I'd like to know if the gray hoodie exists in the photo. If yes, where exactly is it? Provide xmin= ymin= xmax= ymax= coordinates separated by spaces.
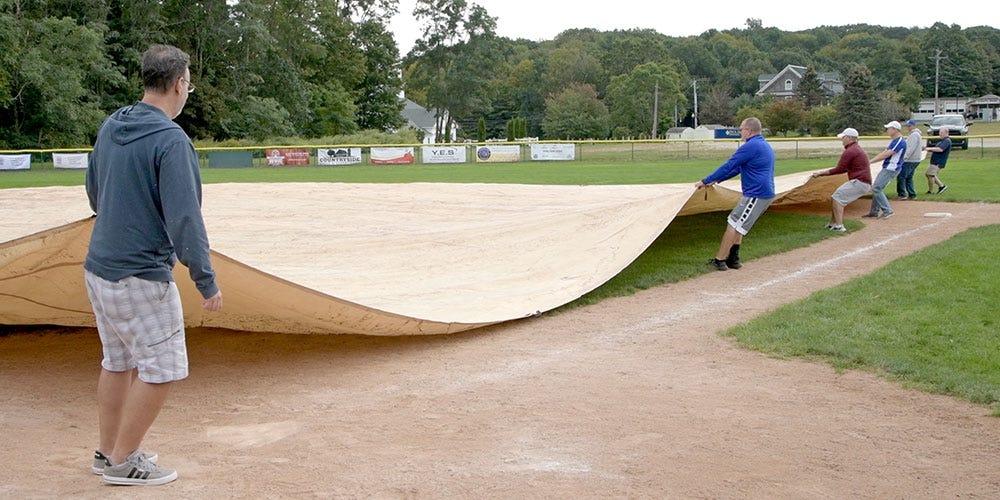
xmin=85 ymin=102 xmax=218 ymax=299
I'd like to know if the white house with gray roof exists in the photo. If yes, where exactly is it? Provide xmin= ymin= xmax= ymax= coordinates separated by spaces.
xmin=401 ymin=98 xmax=458 ymax=144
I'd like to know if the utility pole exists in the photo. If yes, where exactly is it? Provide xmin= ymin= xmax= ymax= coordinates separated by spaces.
xmin=692 ymin=79 xmax=700 ymax=128
xmin=930 ymin=49 xmax=947 ymax=114
xmin=651 ymin=82 xmax=659 ymax=138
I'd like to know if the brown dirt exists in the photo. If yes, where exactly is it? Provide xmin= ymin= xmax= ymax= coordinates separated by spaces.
xmin=2 ymin=199 xmax=999 ymax=499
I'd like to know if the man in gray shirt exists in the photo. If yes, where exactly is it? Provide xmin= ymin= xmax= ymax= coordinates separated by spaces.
xmin=85 ymin=44 xmax=223 ymax=486
xmin=896 ymin=119 xmax=922 ymax=200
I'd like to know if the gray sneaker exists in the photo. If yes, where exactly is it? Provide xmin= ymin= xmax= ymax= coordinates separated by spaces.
xmin=92 ymin=450 xmax=158 ymax=475
xmin=102 ymin=450 xmax=177 ymax=486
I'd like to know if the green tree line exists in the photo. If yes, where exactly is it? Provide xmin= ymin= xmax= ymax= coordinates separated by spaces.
xmin=2 ymin=0 xmax=998 ymax=149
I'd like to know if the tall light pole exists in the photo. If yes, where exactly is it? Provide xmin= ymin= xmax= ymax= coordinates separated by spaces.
xmin=692 ymin=79 xmax=700 ymax=128
xmin=651 ymin=81 xmax=659 ymax=138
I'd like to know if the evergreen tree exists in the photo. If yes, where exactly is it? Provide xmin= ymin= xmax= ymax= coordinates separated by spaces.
xmin=834 ymin=64 xmax=881 ymax=134
xmin=796 ymin=66 xmax=826 ymax=108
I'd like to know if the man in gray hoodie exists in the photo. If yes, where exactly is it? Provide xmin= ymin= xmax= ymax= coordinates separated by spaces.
xmin=84 ymin=44 xmax=223 ymax=486
xmin=896 ymin=119 xmax=922 ymax=199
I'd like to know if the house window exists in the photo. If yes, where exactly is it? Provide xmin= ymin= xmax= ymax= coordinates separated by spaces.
xmin=784 ymin=79 xmax=793 ymax=91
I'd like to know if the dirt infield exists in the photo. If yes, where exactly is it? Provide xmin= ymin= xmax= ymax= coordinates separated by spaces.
xmin=2 ymin=199 xmax=999 ymax=498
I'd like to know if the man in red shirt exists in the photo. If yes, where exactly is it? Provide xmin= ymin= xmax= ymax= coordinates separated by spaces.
xmin=810 ymin=128 xmax=873 ymax=232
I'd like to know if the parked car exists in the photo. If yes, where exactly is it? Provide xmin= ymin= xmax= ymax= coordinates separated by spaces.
xmin=926 ymin=114 xmax=971 ymax=149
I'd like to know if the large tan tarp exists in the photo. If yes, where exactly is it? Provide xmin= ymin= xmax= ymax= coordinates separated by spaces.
xmin=0 ymin=168 xmax=852 ymax=335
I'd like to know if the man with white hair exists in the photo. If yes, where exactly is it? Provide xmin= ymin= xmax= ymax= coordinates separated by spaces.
xmin=811 ymin=127 xmax=872 ymax=232
xmin=924 ymin=127 xmax=951 ymax=194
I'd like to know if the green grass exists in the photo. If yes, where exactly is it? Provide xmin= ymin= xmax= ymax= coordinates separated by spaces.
xmin=565 ymin=211 xmax=861 ymax=308
xmin=4 ymin=153 xmax=999 ymax=414
xmin=723 ymin=225 xmax=1000 ymax=416
xmin=969 ymin=121 xmax=1000 ymax=135
xmin=2 ymin=155 xmax=996 ymax=198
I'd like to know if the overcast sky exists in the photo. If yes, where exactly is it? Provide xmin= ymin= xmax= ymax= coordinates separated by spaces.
xmin=389 ymin=0 xmax=998 ymax=55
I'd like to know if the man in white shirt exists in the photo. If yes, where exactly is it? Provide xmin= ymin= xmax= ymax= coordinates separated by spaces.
xmin=864 ymin=121 xmax=907 ymax=219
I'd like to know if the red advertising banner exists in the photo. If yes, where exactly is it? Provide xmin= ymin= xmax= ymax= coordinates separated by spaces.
xmin=266 ymin=149 xmax=310 ymax=166
xmin=370 ymin=147 xmax=415 ymax=165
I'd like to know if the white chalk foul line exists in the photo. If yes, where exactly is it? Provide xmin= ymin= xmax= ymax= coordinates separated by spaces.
xmin=431 ymin=207 xmax=971 ymax=391
xmin=742 ymin=214 xmax=958 ymax=294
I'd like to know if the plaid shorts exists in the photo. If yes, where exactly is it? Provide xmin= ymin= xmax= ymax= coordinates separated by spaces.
xmin=84 ymin=271 xmax=188 ymax=383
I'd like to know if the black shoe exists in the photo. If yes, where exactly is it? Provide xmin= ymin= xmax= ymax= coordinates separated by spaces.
xmin=938 ymin=184 xmax=948 ymax=193
xmin=707 ymin=258 xmax=728 ymax=271
xmin=725 ymin=244 xmax=742 ymax=269
xmin=862 ymin=213 xmax=879 ymax=218
xmin=926 ymin=190 xmax=933 ymax=194
xmin=908 ymin=195 xmax=917 ymax=200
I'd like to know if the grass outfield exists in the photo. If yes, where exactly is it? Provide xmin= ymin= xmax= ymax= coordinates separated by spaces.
xmin=724 ymin=225 xmax=1000 ymax=416
xmin=2 ymin=155 xmax=998 ymax=200
xmin=3 ymin=156 xmax=998 ymax=414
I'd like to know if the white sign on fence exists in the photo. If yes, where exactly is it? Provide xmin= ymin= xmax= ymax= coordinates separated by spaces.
xmin=0 ymin=154 xmax=31 ymax=171
xmin=530 ymin=143 xmax=575 ymax=161
xmin=52 ymin=152 xmax=89 ymax=169
xmin=317 ymin=148 xmax=362 ymax=166
xmin=475 ymin=145 xmax=520 ymax=163
xmin=421 ymin=146 xmax=466 ymax=164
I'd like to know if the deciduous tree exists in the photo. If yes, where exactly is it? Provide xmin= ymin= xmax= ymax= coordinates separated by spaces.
xmin=542 ymin=83 xmax=609 ymax=140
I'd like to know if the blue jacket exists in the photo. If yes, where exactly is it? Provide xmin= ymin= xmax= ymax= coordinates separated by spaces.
xmin=701 ymin=134 xmax=776 ymax=198
xmin=85 ymin=102 xmax=218 ymax=299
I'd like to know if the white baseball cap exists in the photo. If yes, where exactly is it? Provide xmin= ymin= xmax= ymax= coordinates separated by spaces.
xmin=884 ymin=120 xmax=902 ymax=130
xmin=837 ymin=128 xmax=859 ymax=138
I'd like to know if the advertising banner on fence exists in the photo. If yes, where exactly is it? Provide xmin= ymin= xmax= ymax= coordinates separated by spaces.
xmin=265 ymin=148 xmax=310 ymax=166
xmin=421 ymin=146 xmax=467 ymax=164
xmin=0 ymin=154 xmax=31 ymax=171
xmin=317 ymin=148 xmax=362 ymax=166
xmin=52 ymin=153 xmax=88 ymax=169
xmin=207 ymin=151 xmax=253 ymax=168
xmin=530 ymin=143 xmax=575 ymax=161
xmin=371 ymin=147 xmax=415 ymax=165
xmin=475 ymin=145 xmax=520 ymax=163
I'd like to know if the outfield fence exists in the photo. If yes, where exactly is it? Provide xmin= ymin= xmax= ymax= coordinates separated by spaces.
xmin=3 ymin=135 xmax=1000 ymax=171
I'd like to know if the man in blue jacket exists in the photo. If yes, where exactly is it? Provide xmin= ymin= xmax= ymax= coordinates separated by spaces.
xmin=695 ymin=117 xmax=776 ymax=271
xmin=84 ymin=44 xmax=223 ymax=486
